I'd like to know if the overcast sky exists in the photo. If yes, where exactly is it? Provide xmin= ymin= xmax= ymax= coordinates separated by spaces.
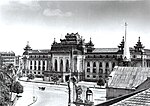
xmin=0 ymin=0 xmax=150 ymax=55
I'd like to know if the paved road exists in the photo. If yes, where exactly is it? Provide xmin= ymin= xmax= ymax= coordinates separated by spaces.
xmin=15 ymin=81 xmax=106 ymax=106
xmin=15 ymin=81 xmax=68 ymax=106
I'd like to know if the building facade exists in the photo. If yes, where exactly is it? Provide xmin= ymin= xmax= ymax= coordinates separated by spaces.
xmin=22 ymin=42 xmax=51 ymax=77
xmin=22 ymin=33 xmax=150 ymax=82
xmin=0 ymin=51 xmax=16 ymax=67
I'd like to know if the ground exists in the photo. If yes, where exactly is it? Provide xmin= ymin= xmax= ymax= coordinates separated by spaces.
xmin=15 ymin=77 xmax=106 ymax=106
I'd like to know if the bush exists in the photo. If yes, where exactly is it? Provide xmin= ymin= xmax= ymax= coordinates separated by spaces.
xmin=97 ymin=78 xmax=105 ymax=86
xmin=27 ymin=73 xmax=35 ymax=80
xmin=12 ymin=81 xmax=23 ymax=94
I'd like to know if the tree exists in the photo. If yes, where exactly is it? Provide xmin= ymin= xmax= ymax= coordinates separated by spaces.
xmin=27 ymin=73 xmax=35 ymax=80
xmin=0 ymin=64 xmax=23 ymax=106
xmin=97 ymin=77 xmax=105 ymax=86
xmin=12 ymin=81 xmax=23 ymax=95
xmin=51 ymin=74 xmax=59 ymax=84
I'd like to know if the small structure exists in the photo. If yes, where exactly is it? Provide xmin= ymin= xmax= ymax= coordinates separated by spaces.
xmin=106 ymin=66 xmax=150 ymax=99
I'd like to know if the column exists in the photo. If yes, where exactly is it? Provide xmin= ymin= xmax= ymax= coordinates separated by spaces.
xmin=40 ymin=60 xmax=42 ymax=71
xmin=45 ymin=60 xmax=47 ymax=71
xmin=36 ymin=60 xmax=38 ymax=71
xmin=32 ymin=60 xmax=34 ymax=70
xmin=109 ymin=62 xmax=112 ymax=73
xmin=102 ymin=61 xmax=105 ymax=77
xmin=96 ymin=61 xmax=99 ymax=74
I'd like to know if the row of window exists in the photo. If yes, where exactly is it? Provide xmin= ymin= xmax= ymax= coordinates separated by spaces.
xmin=54 ymin=59 xmax=69 ymax=72
xmin=87 ymin=62 xmax=115 ymax=68
xmin=29 ymin=55 xmax=49 ymax=58
xmin=86 ymin=74 xmax=108 ymax=78
xmin=87 ymin=68 xmax=109 ymax=73
xmin=30 ymin=66 xmax=46 ymax=70
xmin=86 ymin=55 xmax=117 ymax=58
xmin=30 ymin=61 xmax=45 ymax=65
xmin=30 ymin=61 xmax=46 ymax=70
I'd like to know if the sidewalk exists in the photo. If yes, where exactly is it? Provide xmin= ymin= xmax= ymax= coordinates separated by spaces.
xmin=19 ymin=77 xmax=67 ymax=86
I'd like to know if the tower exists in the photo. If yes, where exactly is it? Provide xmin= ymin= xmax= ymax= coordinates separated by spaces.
xmin=123 ymin=23 xmax=131 ymax=62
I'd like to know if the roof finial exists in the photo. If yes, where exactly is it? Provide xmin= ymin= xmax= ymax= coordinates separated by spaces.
xmin=27 ymin=41 xmax=29 ymax=46
xmin=122 ymin=36 xmax=124 ymax=42
xmin=138 ymin=36 xmax=140 ymax=42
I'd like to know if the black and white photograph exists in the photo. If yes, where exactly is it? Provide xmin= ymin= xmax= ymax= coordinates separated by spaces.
xmin=0 ymin=0 xmax=150 ymax=106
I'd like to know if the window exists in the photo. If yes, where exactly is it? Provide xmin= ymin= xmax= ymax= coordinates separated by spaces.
xmin=55 ymin=59 xmax=57 ymax=71
xmin=93 ymin=62 xmax=96 ymax=67
xmin=93 ymin=69 xmax=96 ymax=73
xmin=87 ymin=75 xmax=90 ymax=77
xmin=30 ymin=66 xmax=32 ymax=70
xmin=87 ymin=68 xmax=90 ymax=72
xmin=39 ymin=61 xmax=41 ymax=65
xmin=106 ymin=62 xmax=109 ymax=68
xmin=30 ymin=61 xmax=32 ymax=65
xmin=60 ymin=59 xmax=63 ymax=72
xmin=99 ymin=62 xmax=102 ymax=67
xmin=66 ymin=59 xmax=69 ymax=72
xmin=38 ymin=72 xmax=40 ymax=74
xmin=43 ymin=61 xmax=45 ymax=65
xmin=34 ymin=61 xmax=36 ymax=70
xmin=112 ymin=62 xmax=115 ymax=68
xmin=87 ymin=62 xmax=90 ymax=67
xmin=93 ymin=75 xmax=96 ymax=78
xmin=99 ymin=69 xmax=103 ymax=74
xmin=38 ymin=66 xmax=41 ymax=70
xmin=34 ymin=66 xmax=36 ymax=70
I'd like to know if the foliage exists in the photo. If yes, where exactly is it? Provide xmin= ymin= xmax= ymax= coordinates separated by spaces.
xmin=0 ymin=64 xmax=18 ymax=106
xmin=51 ymin=74 xmax=59 ymax=84
xmin=97 ymin=77 xmax=105 ymax=86
xmin=12 ymin=81 xmax=23 ymax=94
xmin=27 ymin=73 xmax=35 ymax=80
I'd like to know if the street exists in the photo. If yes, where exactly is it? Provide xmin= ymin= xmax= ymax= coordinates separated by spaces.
xmin=15 ymin=81 xmax=106 ymax=106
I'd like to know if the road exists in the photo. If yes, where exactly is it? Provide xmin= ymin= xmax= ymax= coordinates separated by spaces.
xmin=15 ymin=81 xmax=106 ymax=106
xmin=15 ymin=81 xmax=68 ymax=106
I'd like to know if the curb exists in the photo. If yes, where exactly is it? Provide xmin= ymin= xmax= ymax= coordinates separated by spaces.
xmin=18 ymin=78 xmax=106 ymax=89
xmin=28 ymin=96 xmax=37 ymax=106
xmin=19 ymin=79 xmax=68 ymax=86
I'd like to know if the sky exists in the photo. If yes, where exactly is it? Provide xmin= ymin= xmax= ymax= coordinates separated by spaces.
xmin=0 ymin=0 xmax=150 ymax=55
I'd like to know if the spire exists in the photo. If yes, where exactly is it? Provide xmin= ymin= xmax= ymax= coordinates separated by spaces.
xmin=24 ymin=41 xmax=32 ymax=51
xmin=118 ymin=36 xmax=125 ymax=53
xmin=123 ymin=22 xmax=131 ymax=62
xmin=53 ymin=38 xmax=57 ymax=44
xmin=134 ymin=36 xmax=144 ymax=52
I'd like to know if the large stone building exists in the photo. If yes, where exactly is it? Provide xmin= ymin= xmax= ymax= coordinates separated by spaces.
xmin=22 ymin=32 xmax=150 ymax=82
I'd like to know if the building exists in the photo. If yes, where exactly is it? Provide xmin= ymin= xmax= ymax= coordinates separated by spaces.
xmin=0 ymin=51 xmax=16 ymax=67
xmin=106 ymin=66 xmax=150 ymax=100
xmin=22 ymin=32 xmax=150 ymax=82
xmin=111 ymin=87 xmax=150 ymax=106
xmin=22 ymin=42 xmax=51 ymax=77
xmin=44 ymin=32 xmax=85 ymax=82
